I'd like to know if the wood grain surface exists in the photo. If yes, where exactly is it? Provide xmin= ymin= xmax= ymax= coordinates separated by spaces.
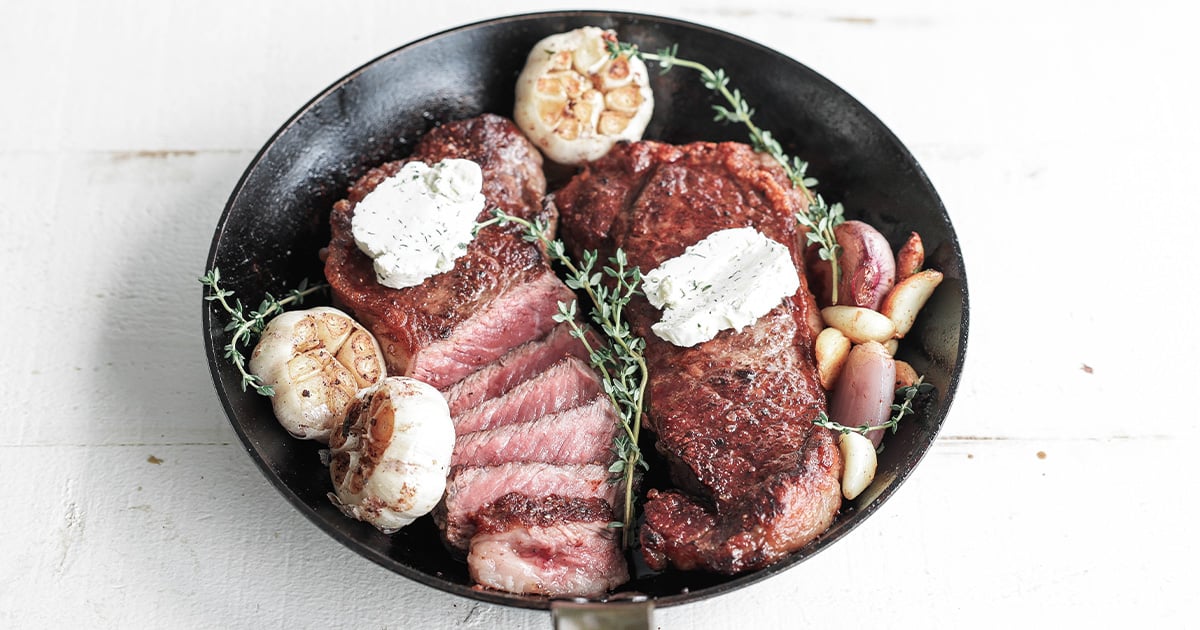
xmin=2 ymin=1 xmax=1195 ymax=627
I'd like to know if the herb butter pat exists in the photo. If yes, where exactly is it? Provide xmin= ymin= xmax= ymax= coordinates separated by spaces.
xmin=643 ymin=227 xmax=800 ymax=347
xmin=351 ymin=158 xmax=485 ymax=289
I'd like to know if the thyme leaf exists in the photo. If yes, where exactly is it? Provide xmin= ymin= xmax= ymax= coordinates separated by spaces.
xmin=608 ymin=39 xmax=848 ymax=303
xmin=199 ymin=267 xmax=328 ymax=396
xmin=476 ymin=210 xmax=649 ymax=549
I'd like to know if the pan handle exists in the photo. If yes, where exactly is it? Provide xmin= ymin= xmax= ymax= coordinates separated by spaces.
xmin=551 ymin=599 xmax=654 ymax=630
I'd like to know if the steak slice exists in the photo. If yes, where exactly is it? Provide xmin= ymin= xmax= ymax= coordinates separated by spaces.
xmin=438 ymin=462 xmax=617 ymax=552
xmin=467 ymin=494 xmax=627 ymax=597
xmin=442 ymin=322 xmax=591 ymax=416
xmin=452 ymin=396 xmax=620 ymax=468
xmin=452 ymin=356 xmax=602 ymax=434
xmin=551 ymin=140 xmax=843 ymax=574
xmin=324 ymin=114 xmax=572 ymax=389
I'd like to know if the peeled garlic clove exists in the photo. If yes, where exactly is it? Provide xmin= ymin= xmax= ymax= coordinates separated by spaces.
xmin=570 ymin=29 xmax=610 ymax=75
xmin=597 ymin=55 xmax=635 ymax=90
xmin=820 ymin=305 xmax=897 ymax=344
xmin=328 ymin=377 xmax=455 ymax=533
xmin=894 ymin=359 xmax=919 ymax=390
xmin=815 ymin=326 xmax=852 ymax=390
xmin=248 ymin=306 xmax=386 ymax=442
xmin=514 ymin=26 xmax=654 ymax=165
xmin=838 ymin=431 xmax=878 ymax=500
xmin=880 ymin=269 xmax=944 ymax=339
xmin=896 ymin=232 xmax=925 ymax=281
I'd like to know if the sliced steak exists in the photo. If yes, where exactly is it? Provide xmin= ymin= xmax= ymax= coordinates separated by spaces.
xmin=441 ymin=322 xmax=596 ymax=416
xmin=452 ymin=396 xmax=620 ymax=468
xmin=452 ymin=356 xmax=602 ymax=434
xmin=467 ymin=494 xmax=627 ymax=597
xmin=325 ymin=114 xmax=573 ymax=389
xmin=438 ymin=462 xmax=617 ymax=552
xmin=325 ymin=114 xmax=628 ymax=596
xmin=551 ymin=140 xmax=843 ymax=574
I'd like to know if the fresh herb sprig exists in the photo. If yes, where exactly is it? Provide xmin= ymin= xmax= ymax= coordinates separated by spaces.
xmin=475 ymin=210 xmax=649 ymax=548
xmin=199 ymin=267 xmax=327 ymax=396
xmin=608 ymin=40 xmax=847 ymax=303
xmin=813 ymin=377 xmax=934 ymax=445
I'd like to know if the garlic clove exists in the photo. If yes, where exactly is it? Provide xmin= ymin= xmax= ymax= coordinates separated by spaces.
xmin=894 ymin=359 xmax=919 ymax=390
xmin=815 ymin=326 xmax=852 ymax=390
xmin=896 ymin=231 xmax=925 ymax=281
xmin=838 ymin=431 xmax=878 ymax=500
xmin=820 ymin=305 xmax=897 ymax=344
xmin=880 ymin=269 xmax=944 ymax=339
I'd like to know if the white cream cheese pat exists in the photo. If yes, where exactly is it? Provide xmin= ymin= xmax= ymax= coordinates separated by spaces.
xmin=350 ymin=158 xmax=485 ymax=289
xmin=642 ymin=227 xmax=801 ymax=347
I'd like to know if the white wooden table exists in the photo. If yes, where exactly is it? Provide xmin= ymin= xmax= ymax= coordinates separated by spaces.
xmin=3 ymin=1 xmax=1195 ymax=627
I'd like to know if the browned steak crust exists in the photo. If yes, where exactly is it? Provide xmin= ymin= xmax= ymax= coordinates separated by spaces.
xmin=324 ymin=114 xmax=571 ymax=388
xmin=551 ymin=140 xmax=843 ymax=574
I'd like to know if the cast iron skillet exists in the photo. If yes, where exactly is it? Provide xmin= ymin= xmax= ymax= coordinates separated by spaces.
xmin=203 ymin=10 xmax=969 ymax=613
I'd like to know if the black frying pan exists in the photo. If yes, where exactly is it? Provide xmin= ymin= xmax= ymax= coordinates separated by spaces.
xmin=203 ymin=10 xmax=968 ymax=613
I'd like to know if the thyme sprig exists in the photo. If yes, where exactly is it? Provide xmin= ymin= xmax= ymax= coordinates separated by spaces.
xmin=813 ymin=377 xmax=935 ymax=445
xmin=475 ymin=210 xmax=649 ymax=548
xmin=199 ymin=267 xmax=327 ymax=396
xmin=609 ymin=40 xmax=847 ymax=303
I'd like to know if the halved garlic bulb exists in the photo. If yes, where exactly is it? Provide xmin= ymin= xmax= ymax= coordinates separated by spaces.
xmin=327 ymin=377 xmax=455 ymax=533
xmin=514 ymin=26 xmax=654 ymax=165
xmin=248 ymin=306 xmax=385 ymax=442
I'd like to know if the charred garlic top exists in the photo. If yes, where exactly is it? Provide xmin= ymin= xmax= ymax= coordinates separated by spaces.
xmin=514 ymin=26 xmax=654 ymax=165
xmin=248 ymin=306 xmax=386 ymax=442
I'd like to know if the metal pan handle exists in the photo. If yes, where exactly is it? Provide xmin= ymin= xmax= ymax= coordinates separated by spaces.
xmin=551 ymin=599 xmax=654 ymax=630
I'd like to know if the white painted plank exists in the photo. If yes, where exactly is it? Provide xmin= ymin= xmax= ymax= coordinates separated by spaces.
xmin=0 ymin=150 xmax=252 ymax=448
xmin=0 ymin=438 xmax=1186 ymax=627
xmin=3 ymin=0 xmax=1199 ymax=627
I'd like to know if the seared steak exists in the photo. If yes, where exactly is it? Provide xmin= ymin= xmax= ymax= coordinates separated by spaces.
xmin=325 ymin=114 xmax=626 ymax=596
xmin=551 ymin=140 xmax=843 ymax=574
xmin=324 ymin=114 xmax=572 ymax=389
xmin=468 ymin=494 xmax=628 ymax=597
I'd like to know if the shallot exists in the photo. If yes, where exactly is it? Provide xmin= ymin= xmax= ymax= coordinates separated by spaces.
xmin=828 ymin=341 xmax=896 ymax=449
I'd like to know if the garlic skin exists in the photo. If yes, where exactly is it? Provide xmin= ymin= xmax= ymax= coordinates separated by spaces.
xmin=248 ymin=306 xmax=386 ymax=442
xmin=328 ymin=377 xmax=455 ymax=533
xmin=514 ymin=26 xmax=654 ymax=165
